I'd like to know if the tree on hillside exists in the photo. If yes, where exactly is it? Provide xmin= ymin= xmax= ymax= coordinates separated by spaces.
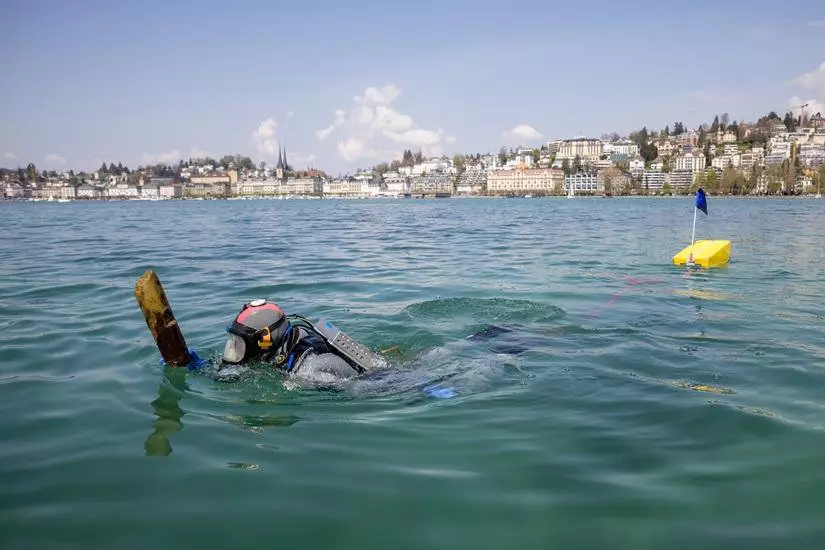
xmin=26 ymin=163 xmax=37 ymax=183
xmin=414 ymin=150 xmax=424 ymax=164
xmin=640 ymin=142 xmax=658 ymax=163
xmin=698 ymin=126 xmax=707 ymax=145
xmin=630 ymin=126 xmax=658 ymax=161
xmin=373 ymin=162 xmax=389 ymax=176
xmin=720 ymin=113 xmax=729 ymax=129
xmin=706 ymin=169 xmax=718 ymax=194
xmin=531 ymin=148 xmax=540 ymax=165
xmin=710 ymin=115 xmax=720 ymax=134
xmin=562 ymin=158 xmax=571 ymax=176
xmin=745 ymin=165 xmax=762 ymax=195
xmin=816 ymin=165 xmax=825 ymax=195
xmin=661 ymin=126 xmax=669 ymax=138
xmin=453 ymin=154 xmax=466 ymax=172
xmin=600 ymin=165 xmax=621 ymax=195
xmin=99 ymin=162 xmax=108 ymax=174
xmin=498 ymin=147 xmax=508 ymax=166
xmin=673 ymin=121 xmax=684 ymax=135
xmin=630 ymin=126 xmax=649 ymax=147
xmin=692 ymin=169 xmax=707 ymax=193
xmin=783 ymin=111 xmax=797 ymax=132
xmin=720 ymin=165 xmax=745 ymax=195
xmin=781 ymin=158 xmax=797 ymax=194
xmin=573 ymin=154 xmax=583 ymax=173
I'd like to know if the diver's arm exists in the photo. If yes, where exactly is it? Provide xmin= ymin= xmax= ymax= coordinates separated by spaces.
xmin=292 ymin=350 xmax=361 ymax=380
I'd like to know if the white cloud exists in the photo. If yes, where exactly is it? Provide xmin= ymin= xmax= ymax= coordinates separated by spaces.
xmin=188 ymin=146 xmax=209 ymax=160
xmin=789 ymin=61 xmax=825 ymax=117
xmin=501 ymin=124 xmax=542 ymax=142
xmin=338 ymin=137 xmax=378 ymax=162
xmin=354 ymin=85 xmax=401 ymax=105
xmin=142 ymin=149 xmax=180 ymax=165
xmin=142 ymin=150 xmax=180 ymax=165
xmin=252 ymin=117 xmax=279 ymax=157
xmin=45 ymin=153 xmax=67 ymax=165
xmin=4 ymin=152 xmax=17 ymax=160
xmin=316 ymin=85 xmax=451 ymax=162
xmin=316 ymin=124 xmax=336 ymax=141
xmin=289 ymin=153 xmax=316 ymax=167
xmin=792 ymin=61 xmax=825 ymax=91
xmin=790 ymin=96 xmax=825 ymax=116
xmin=286 ymin=110 xmax=295 ymax=119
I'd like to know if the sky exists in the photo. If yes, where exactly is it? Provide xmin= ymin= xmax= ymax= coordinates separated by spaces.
xmin=1 ymin=0 xmax=824 ymax=175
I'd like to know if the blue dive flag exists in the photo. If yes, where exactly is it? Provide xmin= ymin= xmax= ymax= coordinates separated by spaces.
xmin=695 ymin=188 xmax=708 ymax=215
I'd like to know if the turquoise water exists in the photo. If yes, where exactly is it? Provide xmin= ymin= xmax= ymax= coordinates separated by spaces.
xmin=2 ymin=197 xmax=824 ymax=549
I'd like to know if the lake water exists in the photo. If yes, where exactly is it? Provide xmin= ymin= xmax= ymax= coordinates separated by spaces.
xmin=2 ymin=197 xmax=824 ymax=549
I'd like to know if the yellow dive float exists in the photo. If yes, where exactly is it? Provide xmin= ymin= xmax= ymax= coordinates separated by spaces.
xmin=673 ymin=239 xmax=731 ymax=268
xmin=672 ymin=189 xmax=730 ymax=268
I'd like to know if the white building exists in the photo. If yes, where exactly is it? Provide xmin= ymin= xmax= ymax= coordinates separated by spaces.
xmin=107 ymin=184 xmax=140 ymax=199
xmin=668 ymin=170 xmax=694 ymax=190
xmin=160 ymin=184 xmax=182 ymax=198
xmin=564 ymin=172 xmax=602 ymax=194
xmin=512 ymin=152 xmax=534 ymax=169
xmin=674 ymin=151 xmax=707 ymax=172
xmin=141 ymin=185 xmax=160 ymax=199
xmin=323 ymin=179 xmax=370 ymax=198
xmin=723 ymin=143 xmax=740 ymax=156
xmin=454 ymin=167 xmax=487 ymax=195
xmin=629 ymin=156 xmax=645 ymax=172
xmin=240 ymin=180 xmax=280 ymax=195
xmin=642 ymin=171 xmax=666 ymax=191
xmin=76 ymin=185 xmax=101 ymax=199
xmin=656 ymin=140 xmax=676 ymax=157
xmin=107 ymin=174 xmax=128 ymax=186
xmin=765 ymin=143 xmax=790 ymax=165
xmin=481 ymin=154 xmax=501 ymax=171
xmin=649 ymin=158 xmax=664 ymax=172
xmin=382 ymin=172 xmax=410 ymax=196
xmin=285 ymin=178 xmax=320 ymax=195
xmin=712 ymin=155 xmax=740 ymax=169
xmin=3 ymin=183 xmax=24 ymax=199
xmin=604 ymin=140 xmax=639 ymax=157
xmin=545 ymin=140 xmax=563 ymax=155
xmin=799 ymin=144 xmax=825 ymax=168
xmin=486 ymin=168 xmax=564 ymax=195
xmin=557 ymin=138 xmax=603 ymax=160
xmin=739 ymin=152 xmax=763 ymax=170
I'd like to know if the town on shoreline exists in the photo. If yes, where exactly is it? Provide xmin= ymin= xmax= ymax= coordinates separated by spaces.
xmin=3 ymin=110 xmax=824 ymax=202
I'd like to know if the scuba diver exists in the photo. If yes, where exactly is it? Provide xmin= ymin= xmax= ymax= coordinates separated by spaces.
xmin=217 ymin=298 xmax=385 ymax=383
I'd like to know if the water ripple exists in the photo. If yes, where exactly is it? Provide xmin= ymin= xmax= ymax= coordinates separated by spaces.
xmin=2 ymin=198 xmax=825 ymax=549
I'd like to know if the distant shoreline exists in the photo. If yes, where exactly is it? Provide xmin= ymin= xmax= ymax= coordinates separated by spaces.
xmin=2 ymin=193 xmax=821 ymax=204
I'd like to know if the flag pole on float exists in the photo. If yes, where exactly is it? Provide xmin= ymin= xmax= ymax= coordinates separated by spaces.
xmin=688 ymin=188 xmax=705 ymax=265
xmin=672 ymin=187 xmax=730 ymax=268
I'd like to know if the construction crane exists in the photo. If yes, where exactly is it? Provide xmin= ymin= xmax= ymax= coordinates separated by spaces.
xmin=791 ymin=101 xmax=810 ymax=128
